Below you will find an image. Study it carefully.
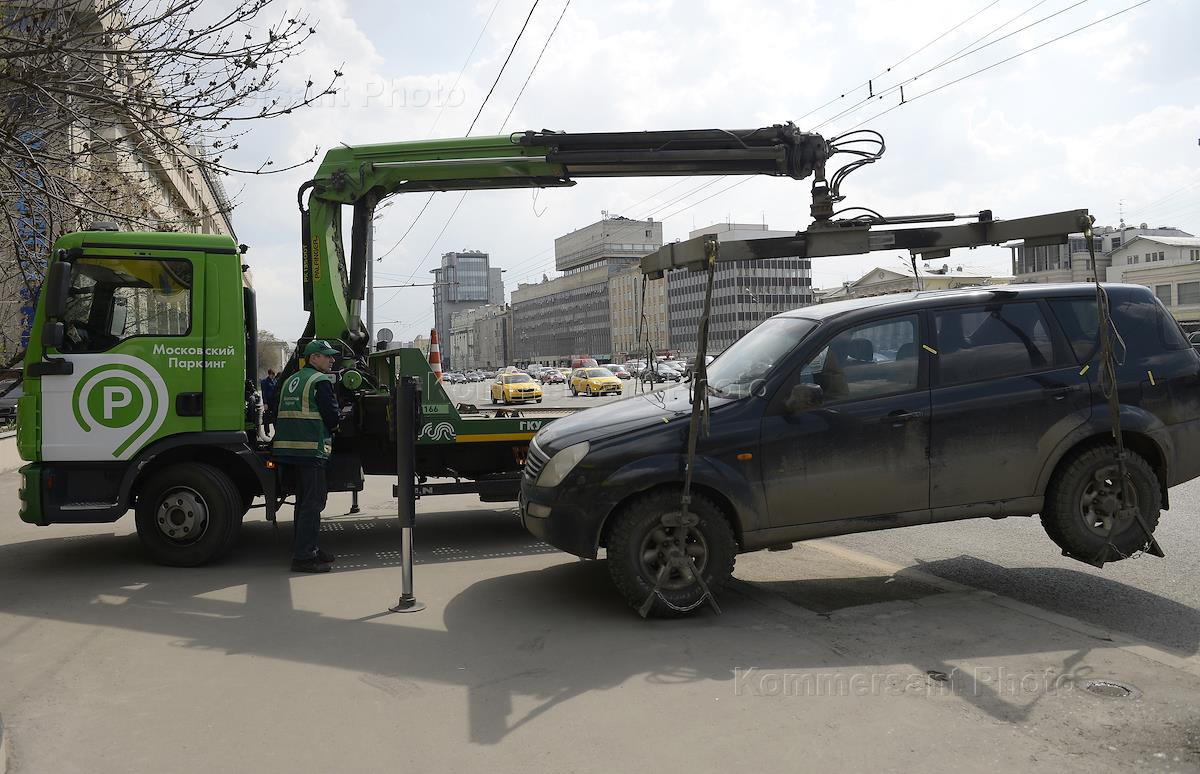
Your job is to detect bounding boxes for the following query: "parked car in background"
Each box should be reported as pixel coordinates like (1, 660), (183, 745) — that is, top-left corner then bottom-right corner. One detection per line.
(521, 283), (1200, 616)
(641, 362), (683, 383)
(571, 357), (599, 369)
(611, 365), (631, 380)
(570, 367), (623, 397)
(540, 369), (566, 384)
(682, 355), (715, 379)
(0, 379), (22, 422)
(491, 373), (544, 404)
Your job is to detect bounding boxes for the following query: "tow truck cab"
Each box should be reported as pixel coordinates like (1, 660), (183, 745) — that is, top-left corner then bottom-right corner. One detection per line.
(18, 230), (266, 525)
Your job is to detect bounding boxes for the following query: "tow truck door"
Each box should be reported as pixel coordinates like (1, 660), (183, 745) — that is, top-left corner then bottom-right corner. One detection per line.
(40, 252), (205, 462)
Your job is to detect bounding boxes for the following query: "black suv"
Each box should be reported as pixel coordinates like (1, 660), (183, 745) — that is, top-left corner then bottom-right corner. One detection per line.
(520, 284), (1200, 615)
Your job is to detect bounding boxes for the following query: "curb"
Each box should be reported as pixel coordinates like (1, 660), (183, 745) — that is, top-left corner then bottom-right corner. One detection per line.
(806, 539), (1200, 678)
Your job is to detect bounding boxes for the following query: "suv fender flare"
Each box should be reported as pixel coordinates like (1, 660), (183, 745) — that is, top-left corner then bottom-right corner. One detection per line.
(1035, 405), (1172, 507)
(593, 453), (760, 552)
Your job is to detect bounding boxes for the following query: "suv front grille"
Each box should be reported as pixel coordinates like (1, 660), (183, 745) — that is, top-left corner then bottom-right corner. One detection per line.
(524, 440), (549, 483)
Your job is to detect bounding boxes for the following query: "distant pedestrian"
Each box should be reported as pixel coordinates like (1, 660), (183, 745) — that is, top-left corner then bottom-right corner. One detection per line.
(271, 342), (341, 573)
(260, 368), (279, 431)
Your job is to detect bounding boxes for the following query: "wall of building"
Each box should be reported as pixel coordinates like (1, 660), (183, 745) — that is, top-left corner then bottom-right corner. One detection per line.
(609, 267), (668, 359)
(668, 223), (813, 356)
(512, 264), (613, 363)
(1009, 226), (1191, 285)
(554, 216), (662, 272)
(430, 250), (504, 367)
(1106, 237), (1200, 284)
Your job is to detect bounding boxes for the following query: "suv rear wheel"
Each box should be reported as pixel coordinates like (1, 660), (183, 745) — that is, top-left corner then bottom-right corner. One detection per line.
(606, 490), (736, 617)
(1041, 444), (1160, 562)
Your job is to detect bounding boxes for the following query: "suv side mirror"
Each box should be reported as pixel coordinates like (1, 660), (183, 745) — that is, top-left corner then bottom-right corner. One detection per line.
(44, 260), (72, 319)
(784, 383), (824, 414)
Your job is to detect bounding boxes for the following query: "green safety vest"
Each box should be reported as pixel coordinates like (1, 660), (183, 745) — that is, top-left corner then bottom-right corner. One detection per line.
(272, 366), (334, 460)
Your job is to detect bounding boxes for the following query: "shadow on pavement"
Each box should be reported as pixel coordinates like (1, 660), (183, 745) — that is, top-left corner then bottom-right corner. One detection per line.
(0, 512), (1195, 744)
(904, 555), (1200, 656)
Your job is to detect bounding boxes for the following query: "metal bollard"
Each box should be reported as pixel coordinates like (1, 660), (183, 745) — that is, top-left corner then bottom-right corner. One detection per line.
(390, 376), (425, 613)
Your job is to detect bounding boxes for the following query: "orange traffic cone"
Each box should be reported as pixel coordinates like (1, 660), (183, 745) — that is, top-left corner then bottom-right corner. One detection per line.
(429, 328), (443, 383)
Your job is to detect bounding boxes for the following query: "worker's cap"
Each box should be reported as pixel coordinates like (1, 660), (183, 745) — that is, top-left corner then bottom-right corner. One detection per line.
(302, 339), (339, 357)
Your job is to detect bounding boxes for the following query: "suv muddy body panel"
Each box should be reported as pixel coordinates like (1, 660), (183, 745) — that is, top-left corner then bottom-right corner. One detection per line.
(522, 284), (1200, 560)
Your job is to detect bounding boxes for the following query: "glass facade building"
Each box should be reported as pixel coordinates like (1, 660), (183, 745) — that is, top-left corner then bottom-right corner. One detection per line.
(431, 250), (504, 368)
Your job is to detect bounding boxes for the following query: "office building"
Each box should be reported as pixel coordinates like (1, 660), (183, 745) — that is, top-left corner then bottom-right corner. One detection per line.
(667, 223), (813, 355)
(430, 250), (504, 368)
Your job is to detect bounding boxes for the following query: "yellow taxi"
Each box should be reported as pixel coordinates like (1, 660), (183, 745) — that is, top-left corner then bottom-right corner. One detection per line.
(570, 367), (623, 397)
(491, 373), (543, 404)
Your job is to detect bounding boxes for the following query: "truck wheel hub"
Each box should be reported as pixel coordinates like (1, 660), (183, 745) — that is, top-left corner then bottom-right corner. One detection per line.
(155, 488), (208, 542)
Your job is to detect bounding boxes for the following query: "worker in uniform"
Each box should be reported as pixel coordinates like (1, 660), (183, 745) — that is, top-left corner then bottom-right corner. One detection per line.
(272, 340), (341, 573)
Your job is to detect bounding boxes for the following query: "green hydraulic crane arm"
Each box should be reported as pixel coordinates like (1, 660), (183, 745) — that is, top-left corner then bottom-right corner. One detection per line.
(296, 123), (829, 357)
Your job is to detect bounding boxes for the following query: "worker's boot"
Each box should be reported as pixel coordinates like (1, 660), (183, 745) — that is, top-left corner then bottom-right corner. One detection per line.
(315, 548), (337, 563)
(291, 557), (331, 573)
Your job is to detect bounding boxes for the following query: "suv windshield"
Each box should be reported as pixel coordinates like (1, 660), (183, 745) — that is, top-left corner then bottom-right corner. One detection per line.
(706, 317), (818, 397)
(585, 368), (612, 378)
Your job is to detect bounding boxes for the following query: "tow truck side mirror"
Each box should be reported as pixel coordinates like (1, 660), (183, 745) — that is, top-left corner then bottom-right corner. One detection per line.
(44, 260), (72, 320)
(41, 320), (65, 349)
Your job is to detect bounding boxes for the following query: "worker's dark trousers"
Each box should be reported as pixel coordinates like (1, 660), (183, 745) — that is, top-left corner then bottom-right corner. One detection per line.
(290, 462), (328, 560)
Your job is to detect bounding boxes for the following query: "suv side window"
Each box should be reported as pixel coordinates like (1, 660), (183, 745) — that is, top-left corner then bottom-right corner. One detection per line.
(1047, 298), (1099, 362)
(933, 302), (1054, 386)
(1051, 293), (1189, 360)
(791, 315), (919, 405)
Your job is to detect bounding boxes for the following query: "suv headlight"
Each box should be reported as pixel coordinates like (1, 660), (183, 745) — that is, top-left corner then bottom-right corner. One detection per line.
(537, 441), (590, 488)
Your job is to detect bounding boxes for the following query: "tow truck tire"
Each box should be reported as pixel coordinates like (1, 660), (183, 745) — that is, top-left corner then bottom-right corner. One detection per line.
(606, 490), (736, 618)
(134, 463), (242, 567)
(1040, 444), (1160, 562)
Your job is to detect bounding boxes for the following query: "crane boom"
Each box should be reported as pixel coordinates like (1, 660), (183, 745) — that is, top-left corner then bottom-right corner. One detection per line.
(297, 123), (830, 355)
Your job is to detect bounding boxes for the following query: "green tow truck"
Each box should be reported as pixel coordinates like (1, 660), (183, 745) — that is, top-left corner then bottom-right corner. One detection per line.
(16, 123), (831, 565)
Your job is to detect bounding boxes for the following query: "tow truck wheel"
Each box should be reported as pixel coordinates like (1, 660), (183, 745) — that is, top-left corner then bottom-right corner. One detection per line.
(606, 490), (736, 618)
(134, 463), (242, 567)
(1041, 444), (1160, 562)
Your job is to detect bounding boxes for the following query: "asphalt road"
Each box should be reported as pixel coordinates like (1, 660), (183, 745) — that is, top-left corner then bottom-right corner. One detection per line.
(454, 375), (1200, 656)
(827, 478), (1200, 656)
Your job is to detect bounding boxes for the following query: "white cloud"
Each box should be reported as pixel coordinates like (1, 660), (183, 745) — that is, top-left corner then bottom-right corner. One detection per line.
(220, 0), (1199, 341)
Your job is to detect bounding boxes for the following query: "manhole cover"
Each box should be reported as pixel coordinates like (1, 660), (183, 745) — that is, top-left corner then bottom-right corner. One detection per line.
(1081, 679), (1141, 699)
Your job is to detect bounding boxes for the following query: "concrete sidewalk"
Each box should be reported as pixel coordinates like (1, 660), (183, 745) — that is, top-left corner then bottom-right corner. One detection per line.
(0, 483), (1196, 773)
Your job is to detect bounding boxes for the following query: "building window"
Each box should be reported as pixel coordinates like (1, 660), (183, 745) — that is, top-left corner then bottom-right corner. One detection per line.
(1178, 282), (1200, 306)
(1155, 284), (1173, 306)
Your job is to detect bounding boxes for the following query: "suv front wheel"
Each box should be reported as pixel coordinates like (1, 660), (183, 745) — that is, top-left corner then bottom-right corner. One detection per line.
(1041, 444), (1161, 563)
(606, 490), (736, 617)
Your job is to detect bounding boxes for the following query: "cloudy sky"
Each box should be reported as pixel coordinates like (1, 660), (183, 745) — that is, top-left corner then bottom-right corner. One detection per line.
(223, 0), (1200, 344)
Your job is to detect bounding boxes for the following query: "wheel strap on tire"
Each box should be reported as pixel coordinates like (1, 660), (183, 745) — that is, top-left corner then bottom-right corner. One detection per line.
(1080, 215), (1165, 567)
(639, 237), (722, 618)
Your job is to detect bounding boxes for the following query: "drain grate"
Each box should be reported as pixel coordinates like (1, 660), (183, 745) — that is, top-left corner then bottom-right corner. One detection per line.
(1082, 679), (1141, 699)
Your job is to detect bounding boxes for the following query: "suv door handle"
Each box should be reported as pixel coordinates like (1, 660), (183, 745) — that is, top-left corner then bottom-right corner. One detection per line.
(1044, 386), (1075, 401)
(883, 410), (922, 427)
